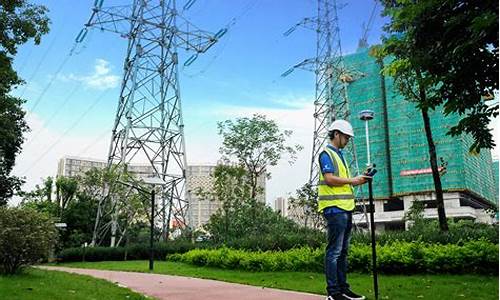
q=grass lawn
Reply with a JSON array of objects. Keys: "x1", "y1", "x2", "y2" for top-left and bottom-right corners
[
  {"x1": 57, "y1": 260, "x2": 499, "y2": 300},
  {"x1": 0, "y1": 268, "x2": 149, "y2": 300}
]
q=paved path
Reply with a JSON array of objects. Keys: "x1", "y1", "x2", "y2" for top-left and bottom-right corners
[{"x1": 40, "y1": 266, "x2": 324, "y2": 300}]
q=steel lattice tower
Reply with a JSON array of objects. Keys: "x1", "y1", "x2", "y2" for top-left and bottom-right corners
[
  {"x1": 310, "y1": 0, "x2": 354, "y2": 184},
  {"x1": 283, "y1": 0, "x2": 368, "y2": 226},
  {"x1": 81, "y1": 0, "x2": 225, "y2": 246},
  {"x1": 311, "y1": 0, "x2": 367, "y2": 225}
]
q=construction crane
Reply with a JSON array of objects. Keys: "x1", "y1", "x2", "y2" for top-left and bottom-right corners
[
  {"x1": 358, "y1": 1, "x2": 378, "y2": 50},
  {"x1": 74, "y1": 0, "x2": 226, "y2": 247}
]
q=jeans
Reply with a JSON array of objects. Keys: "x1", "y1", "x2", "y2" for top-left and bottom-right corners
[{"x1": 324, "y1": 210, "x2": 352, "y2": 295}]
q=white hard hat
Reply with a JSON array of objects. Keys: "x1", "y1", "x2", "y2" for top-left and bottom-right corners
[{"x1": 328, "y1": 119, "x2": 354, "y2": 137}]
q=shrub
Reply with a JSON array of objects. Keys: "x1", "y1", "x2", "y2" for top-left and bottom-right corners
[
  {"x1": 167, "y1": 241, "x2": 498, "y2": 275},
  {"x1": 377, "y1": 242, "x2": 426, "y2": 273},
  {"x1": 347, "y1": 244, "x2": 371, "y2": 273},
  {"x1": 0, "y1": 207, "x2": 57, "y2": 274}
]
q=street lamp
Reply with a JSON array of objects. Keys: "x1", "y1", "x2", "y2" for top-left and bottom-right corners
[
  {"x1": 358, "y1": 109, "x2": 379, "y2": 300},
  {"x1": 117, "y1": 176, "x2": 167, "y2": 271}
]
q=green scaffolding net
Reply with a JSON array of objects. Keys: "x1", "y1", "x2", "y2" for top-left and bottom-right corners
[{"x1": 340, "y1": 49, "x2": 496, "y2": 204}]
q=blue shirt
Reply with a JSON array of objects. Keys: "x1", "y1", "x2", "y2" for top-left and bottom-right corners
[
  {"x1": 319, "y1": 145, "x2": 347, "y2": 174},
  {"x1": 319, "y1": 144, "x2": 348, "y2": 214}
]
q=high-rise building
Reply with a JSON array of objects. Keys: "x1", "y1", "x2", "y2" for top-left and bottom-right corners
[
  {"x1": 186, "y1": 164, "x2": 266, "y2": 230},
  {"x1": 274, "y1": 197, "x2": 287, "y2": 217},
  {"x1": 57, "y1": 156, "x2": 155, "y2": 178},
  {"x1": 185, "y1": 165, "x2": 221, "y2": 230},
  {"x1": 338, "y1": 49, "x2": 497, "y2": 229}
]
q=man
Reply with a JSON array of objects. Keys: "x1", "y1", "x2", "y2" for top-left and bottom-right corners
[{"x1": 318, "y1": 119, "x2": 370, "y2": 300}]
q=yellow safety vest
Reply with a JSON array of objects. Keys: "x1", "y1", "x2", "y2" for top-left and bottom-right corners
[{"x1": 317, "y1": 147, "x2": 355, "y2": 212}]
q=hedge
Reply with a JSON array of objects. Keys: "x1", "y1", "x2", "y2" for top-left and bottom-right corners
[
  {"x1": 351, "y1": 220, "x2": 499, "y2": 246},
  {"x1": 166, "y1": 240, "x2": 498, "y2": 275},
  {"x1": 220, "y1": 231, "x2": 324, "y2": 252},
  {"x1": 168, "y1": 247, "x2": 324, "y2": 272},
  {"x1": 58, "y1": 241, "x2": 197, "y2": 262},
  {"x1": 208, "y1": 220, "x2": 498, "y2": 252}
]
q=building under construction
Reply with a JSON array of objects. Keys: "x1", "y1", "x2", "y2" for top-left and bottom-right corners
[
  {"x1": 342, "y1": 49, "x2": 497, "y2": 230},
  {"x1": 493, "y1": 159, "x2": 499, "y2": 205}
]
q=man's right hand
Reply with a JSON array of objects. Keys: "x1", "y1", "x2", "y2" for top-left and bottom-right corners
[{"x1": 351, "y1": 175, "x2": 371, "y2": 186}]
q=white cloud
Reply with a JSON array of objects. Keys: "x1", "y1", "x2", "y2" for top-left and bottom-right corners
[
  {"x1": 268, "y1": 94, "x2": 312, "y2": 110},
  {"x1": 59, "y1": 59, "x2": 120, "y2": 90},
  {"x1": 10, "y1": 113, "x2": 110, "y2": 206}
]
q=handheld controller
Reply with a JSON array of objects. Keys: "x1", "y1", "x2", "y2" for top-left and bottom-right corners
[
  {"x1": 365, "y1": 164, "x2": 377, "y2": 177},
  {"x1": 366, "y1": 168, "x2": 377, "y2": 177}
]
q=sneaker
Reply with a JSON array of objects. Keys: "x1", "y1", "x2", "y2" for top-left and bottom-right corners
[
  {"x1": 326, "y1": 293, "x2": 349, "y2": 300},
  {"x1": 342, "y1": 289, "x2": 366, "y2": 300}
]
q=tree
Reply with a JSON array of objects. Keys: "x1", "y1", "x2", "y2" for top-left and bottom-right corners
[
  {"x1": 43, "y1": 176, "x2": 53, "y2": 202},
  {"x1": 383, "y1": 55, "x2": 449, "y2": 231},
  {"x1": 217, "y1": 114, "x2": 303, "y2": 199},
  {"x1": 200, "y1": 163, "x2": 322, "y2": 250},
  {"x1": 374, "y1": 1, "x2": 495, "y2": 231},
  {"x1": 379, "y1": 0, "x2": 498, "y2": 152},
  {"x1": 200, "y1": 164, "x2": 252, "y2": 243},
  {"x1": 59, "y1": 193, "x2": 98, "y2": 248},
  {"x1": 55, "y1": 176, "x2": 78, "y2": 215},
  {"x1": 20, "y1": 168, "x2": 150, "y2": 248},
  {"x1": 287, "y1": 183, "x2": 323, "y2": 229},
  {"x1": 403, "y1": 200, "x2": 425, "y2": 229},
  {"x1": 0, "y1": 170, "x2": 24, "y2": 206},
  {"x1": 78, "y1": 166, "x2": 150, "y2": 247},
  {"x1": 0, "y1": 95, "x2": 27, "y2": 205},
  {"x1": 0, "y1": 0, "x2": 50, "y2": 205},
  {"x1": 19, "y1": 177, "x2": 58, "y2": 217}
]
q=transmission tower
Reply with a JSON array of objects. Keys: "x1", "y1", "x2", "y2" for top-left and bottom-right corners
[
  {"x1": 282, "y1": 0, "x2": 369, "y2": 227},
  {"x1": 79, "y1": 0, "x2": 226, "y2": 246}
]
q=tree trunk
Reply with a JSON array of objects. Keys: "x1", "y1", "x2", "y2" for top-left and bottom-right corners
[
  {"x1": 416, "y1": 69, "x2": 448, "y2": 232},
  {"x1": 56, "y1": 185, "x2": 60, "y2": 207},
  {"x1": 250, "y1": 173, "x2": 257, "y2": 200},
  {"x1": 420, "y1": 107, "x2": 449, "y2": 231}
]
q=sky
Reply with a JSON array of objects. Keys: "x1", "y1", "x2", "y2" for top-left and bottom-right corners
[{"x1": 9, "y1": 0, "x2": 499, "y2": 207}]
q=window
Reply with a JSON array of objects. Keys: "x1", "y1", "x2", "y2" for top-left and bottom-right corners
[{"x1": 383, "y1": 198, "x2": 404, "y2": 212}]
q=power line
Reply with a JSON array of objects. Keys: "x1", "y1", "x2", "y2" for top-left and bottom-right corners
[
  {"x1": 23, "y1": 26, "x2": 88, "y2": 114},
  {"x1": 182, "y1": 0, "x2": 260, "y2": 78},
  {"x1": 24, "y1": 81, "x2": 84, "y2": 148},
  {"x1": 19, "y1": 34, "x2": 59, "y2": 98},
  {"x1": 24, "y1": 25, "x2": 105, "y2": 146},
  {"x1": 21, "y1": 90, "x2": 109, "y2": 174},
  {"x1": 26, "y1": 54, "x2": 72, "y2": 114},
  {"x1": 17, "y1": 45, "x2": 34, "y2": 74}
]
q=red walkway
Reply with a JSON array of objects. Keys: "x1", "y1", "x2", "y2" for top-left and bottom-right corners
[{"x1": 40, "y1": 266, "x2": 324, "y2": 300}]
